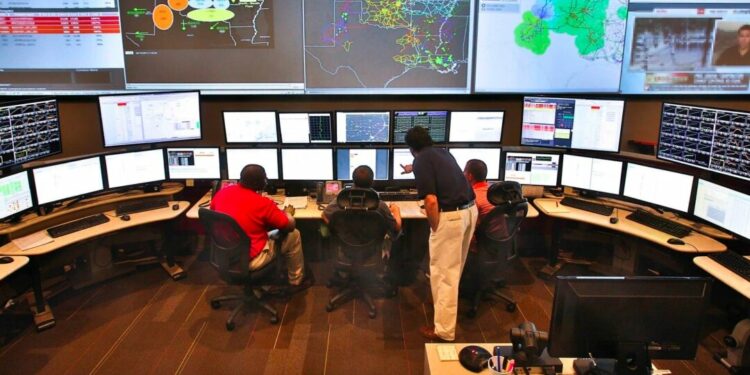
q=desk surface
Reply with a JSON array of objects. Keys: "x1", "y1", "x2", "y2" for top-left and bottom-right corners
[
  {"x1": 0, "y1": 256, "x2": 29, "y2": 280},
  {"x1": 186, "y1": 191, "x2": 540, "y2": 220},
  {"x1": 424, "y1": 343, "x2": 575, "y2": 375},
  {"x1": 0, "y1": 201, "x2": 189, "y2": 256},
  {"x1": 694, "y1": 256, "x2": 750, "y2": 300},
  {"x1": 533, "y1": 198, "x2": 726, "y2": 254}
]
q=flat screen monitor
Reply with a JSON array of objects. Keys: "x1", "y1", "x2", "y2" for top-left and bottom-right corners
[
  {"x1": 521, "y1": 97, "x2": 625, "y2": 153},
  {"x1": 104, "y1": 149, "x2": 166, "y2": 189},
  {"x1": 694, "y1": 179, "x2": 750, "y2": 240},
  {"x1": 621, "y1": 1, "x2": 750, "y2": 95},
  {"x1": 278, "y1": 112, "x2": 333, "y2": 144},
  {"x1": 223, "y1": 111, "x2": 278, "y2": 143},
  {"x1": 335, "y1": 112, "x2": 390, "y2": 143},
  {"x1": 448, "y1": 111, "x2": 504, "y2": 143},
  {"x1": 561, "y1": 154, "x2": 623, "y2": 195},
  {"x1": 392, "y1": 148, "x2": 415, "y2": 180},
  {"x1": 0, "y1": 171, "x2": 34, "y2": 220},
  {"x1": 225, "y1": 148, "x2": 279, "y2": 180},
  {"x1": 623, "y1": 163, "x2": 694, "y2": 213},
  {"x1": 99, "y1": 91, "x2": 201, "y2": 147},
  {"x1": 0, "y1": 98, "x2": 62, "y2": 170},
  {"x1": 504, "y1": 152, "x2": 560, "y2": 187},
  {"x1": 474, "y1": 0, "x2": 626, "y2": 93},
  {"x1": 549, "y1": 276, "x2": 711, "y2": 374},
  {"x1": 392, "y1": 111, "x2": 448, "y2": 144},
  {"x1": 32, "y1": 156, "x2": 105, "y2": 205},
  {"x1": 449, "y1": 148, "x2": 501, "y2": 180},
  {"x1": 281, "y1": 149, "x2": 333, "y2": 180},
  {"x1": 336, "y1": 148, "x2": 389, "y2": 181},
  {"x1": 166, "y1": 147, "x2": 220, "y2": 180},
  {"x1": 658, "y1": 103, "x2": 750, "y2": 182}
]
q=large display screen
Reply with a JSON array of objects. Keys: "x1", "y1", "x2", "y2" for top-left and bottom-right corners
[
  {"x1": 561, "y1": 154, "x2": 623, "y2": 195},
  {"x1": 0, "y1": 98, "x2": 62, "y2": 170},
  {"x1": 623, "y1": 162, "x2": 694, "y2": 212},
  {"x1": 32, "y1": 156, "x2": 105, "y2": 205},
  {"x1": 694, "y1": 179, "x2": 750, "y2": 240}
]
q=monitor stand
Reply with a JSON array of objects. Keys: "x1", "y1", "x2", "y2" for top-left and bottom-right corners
[{"x1": 143, "y1": 183, "x2": 162, "y2": 193}]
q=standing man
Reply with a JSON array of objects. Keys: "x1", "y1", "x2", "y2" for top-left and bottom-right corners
[
  {"x1": 716, "y1": 24, "x2": 750, "y2": 66},
  {"x1": 402, "y1": 126, "x2": 478, "y2": 342}
]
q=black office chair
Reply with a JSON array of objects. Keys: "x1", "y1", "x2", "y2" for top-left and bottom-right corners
[
  {"x1": 198, "y1": 208, "x2": 280, "y2": 330},
  {"x1": 326, "y1": 188, "x2": 387, "y2": 319},
  {"x1": 461, "y1": 181, "x2": 528, "y2": 318}
]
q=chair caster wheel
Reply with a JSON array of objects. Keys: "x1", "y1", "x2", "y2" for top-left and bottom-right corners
[
  {"x1": 368, "y1": 310, "x2": 376, "y2": 319},
  {"x1": 211, "y1": 300, "x2": 221, "y2": 309},
  {"x1": 506, "y1": 303, "x2": 517, "y2": 312},
  {"x1": 226, "y1": 322, "x2": 235, "y2": 331},
  {"x1": 326, "y1": 303, "x2": 334, "y2": 312},
  {"x1": 270, "y1": 316, "x2": 279, "y2": 324},
  {"x1": 467, "y1": 309, "x2": 477, "y2": 319}
]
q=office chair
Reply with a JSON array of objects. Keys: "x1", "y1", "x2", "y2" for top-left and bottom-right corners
[
  {"x1": 462, "y1": 181, "x2": 528, "y2": 318},
  {"x1": 198, "y1": 208, "x2": 280, "y2": 330},
  {"x1": 326, "y1": 188, "x2": 388, "y2": 319}
]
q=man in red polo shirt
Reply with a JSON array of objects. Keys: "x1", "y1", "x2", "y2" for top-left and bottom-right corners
[
  {"x1": 211, "y1": 164, "x2": 306, "y2": 287},
  {"x1": 464, "y1": 159, "x2": 506, "y2": 251}
]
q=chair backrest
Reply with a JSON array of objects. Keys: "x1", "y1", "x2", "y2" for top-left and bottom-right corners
[
  {"x1": 329, "y1": 188, "x2": 387, "y2": 261},
  {"x1": 198, "y1": 207, "x2": 250, "y2": 283},
  {"x1": 477, "y1": 181, "x2": 528, "y2": 260}
]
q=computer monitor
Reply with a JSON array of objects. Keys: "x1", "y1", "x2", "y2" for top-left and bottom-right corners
[
  {"x1": 335, "y1": 111, "x2": 390, "y2": 143},
  {"x1": 278, "y1": 112, "x2": 333, "y2": 144},
  {"x1": 32, "y1": 156, "x2": 105, "y2": 205},
  {"x1": 0, "y1": 98, "x2": 62, "y2": 170},
  {"x1": 281, "y1": 149, "x2": 333, "y2": 180},
  {"x1": 104, "y1": 149, "x2": 166, "y2": 189},
  {"x1": 694, "y1": 179, "x2": 750, "y2": 240},
  {"x1": 449, "y1": 148, "x2": 501, "y2": 180},
  {"x1": 623, "y1": 163, "x2": 694, "y2": 213},
  {"x1": 561, "y1": 154, "x2": 623, "y2": 195},
  {"x1": 658, "y1": 103, "x2": 750, "y2": 182},
  {"x1": 550, "y1": 276, "x2": 711, "y2": 375},
  {"x1": 521, "y1": 97, "x2": 624, "y2": 153},
  {"x1": 98, "y1": 91, "x2": 201, "y2": 147},
  {"x1": 166, "y1": 147, "x2": 221, "y2": 180},
  {"x1": 0, "y1": 170, "x2": 34, "y2": 221},
  {"x1": 448, "y1": 111, "x2": 504, "y2": 143},
  {"x1": 392, "y1": 148, "x2": 415, "y2": 180},
  {"x1": 225, "y1": 148, "x2": 280, "y2": 180},
  {"x1": 392, "y1": 111, "x2": 448, "y2": 144},
  {"x1": 336, "y1": 148, "x2": 389, "y2": 181},
  {"x1": 504, "y1": 152, "x2": 560, "y2": 187},
  {"x1": 223, "y1": 111, "x2": 278, "y2": 143}
]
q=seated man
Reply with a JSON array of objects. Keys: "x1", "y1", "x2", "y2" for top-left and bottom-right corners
[
  {"x1": 463, "y1": 159, "x2": 507, "y2": 251},
  {"x1": 211, "y1": 164, "x2": 308, "y2": 288}
]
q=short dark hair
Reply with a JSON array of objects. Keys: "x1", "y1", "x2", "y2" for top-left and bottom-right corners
[
  {"x1": 352, "y1": 165, "x2": 374, "y2": 188},
  {"x1": 739, "y1": 25, "x2": 750, "y2": 34},
  {"x1": 239, "y1": 164, "x2": 267, "y2": 191},
  {"x1": 464, "y1": 159, "x2": 488, "y2": 182},
  {"x1": 404, "y1": 126, "x2": 433, "y2": 152}
]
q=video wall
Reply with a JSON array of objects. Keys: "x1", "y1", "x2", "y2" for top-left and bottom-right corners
[{"x1": 3, "y1": 0, "x2": 750, "y2": 94}]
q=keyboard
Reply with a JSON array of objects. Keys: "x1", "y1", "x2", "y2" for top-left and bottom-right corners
[
  {"x1": 559, "y1": 197, "x2": 613, "y2": 216},
  {"x1": 47, "y1": 213, "x2": 110, "y2": 238},
  {"x1": 115, "y1": 199, "x2": 169, "y2": 216},
  {"x1": 379, "y1": 191, "x2": 419, "y2": 201},
  {"x1": 284, "y1": 196, "x2": 308, "y2": 209},
  {"x1": 708, "y1": 251, "x2": 750, "y2": 283},
  {"x1": 626, "y1": 210, "x2": 692, "y2": 238}
]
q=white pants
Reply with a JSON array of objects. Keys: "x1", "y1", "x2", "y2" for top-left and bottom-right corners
[{"x1": 429, "y1": 205, "x2": 478, "y2": 341}]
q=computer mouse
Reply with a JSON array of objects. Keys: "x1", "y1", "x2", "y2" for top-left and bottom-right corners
[
  {"x1": 120, "y1": 214, "x2": 131, "y2": 221},
  {"x1": 0, "y1": 256, "x2": 13, "y2": 264},
  {"x1": 172, "y1": 203, "x2": 179, "y2": 211},
  {"x1": 667, "y1": 238, "x2": 685, "y2": 245},
  {"x1": 609, "y1": 217, "x2": 618, "y2": 224},
  {"x1": 458, "y1": 345, "x2": 491, "y2": 373}
]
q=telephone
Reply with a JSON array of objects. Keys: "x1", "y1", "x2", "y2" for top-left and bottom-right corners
[{"x1": 317, "y1": 180, "x2": 342, "y2": 204}]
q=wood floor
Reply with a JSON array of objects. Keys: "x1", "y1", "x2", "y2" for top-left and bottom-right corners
[{"x1": 0, "y1": 245, "x2": 732, "y2": 375}]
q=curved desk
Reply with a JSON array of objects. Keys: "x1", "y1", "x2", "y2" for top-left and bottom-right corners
[
  {"x1": 694, "y1": 256, "x2": 750, "y2": 300},
  {"x1": 0, "y1": 256, "x2": 29, "y2": 281}
]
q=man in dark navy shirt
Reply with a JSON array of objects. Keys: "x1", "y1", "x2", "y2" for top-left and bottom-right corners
[
  {"x1": 401, "y1": 126, "x2": 478, "y2": 342},
  {"x1": 716, "y1": 25, "x2": 750, "y2": 66}
]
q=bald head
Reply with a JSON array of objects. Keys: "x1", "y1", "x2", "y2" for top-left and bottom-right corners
[{"x1": 239, "y1": 164, "x2": 267, "y2": 191}]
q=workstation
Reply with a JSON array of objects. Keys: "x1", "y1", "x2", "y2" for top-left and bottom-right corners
[{"x1": 1, "y1": 1, "x2": 750, "y2": 374}]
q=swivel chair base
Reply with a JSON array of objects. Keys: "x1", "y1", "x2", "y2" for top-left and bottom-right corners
[
  {"x1": 326, "y1": 279, "x2": 377, "y2": 319},
  {"x1": 210, "y1": 286, "x2": 278, "y2": 330},
  {"x1": 468, "y1": 287, "x2": 517, "y2": 318}
]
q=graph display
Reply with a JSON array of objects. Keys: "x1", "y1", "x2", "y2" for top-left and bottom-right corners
[
  {"x1": 0, "y1": 99, "x2": 62, "y2": 170},
  {"x1": 658, "y1": 103, "x2": 750, "y2": 182},
  {"x1": 393, "y1": 111, "x2": 448, "y2": 143}
]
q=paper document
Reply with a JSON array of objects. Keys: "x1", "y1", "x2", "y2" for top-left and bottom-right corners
[
  {"x1": 436, "y1": 345, "x2": 458, "y2": 361},
  {"x1": 284, "y1": 196, "x2": 308, "y2": 209},
  {"x1": 12, "y1": 231, "x2": 53, "y2": 250}
]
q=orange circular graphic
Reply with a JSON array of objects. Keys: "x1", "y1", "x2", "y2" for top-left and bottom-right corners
[
  {"x1": 168, "y1": 0, "x2": 189, "y2": 12},
  {"x1": 153, "y1": 4, "x2": 174, "y2": 31}
]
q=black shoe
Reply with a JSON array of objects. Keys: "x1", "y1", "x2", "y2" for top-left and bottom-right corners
[{"x1": 289, "y1": 272, "x2": 315, "y2": 294}]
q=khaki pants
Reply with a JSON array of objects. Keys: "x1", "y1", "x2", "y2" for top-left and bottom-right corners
[
  {"x1": 249, "y1": 229, "x2": 305, "y2": 285},
  {"x1": 429, "y1": 205, "x2": 478, "y2": 341}
]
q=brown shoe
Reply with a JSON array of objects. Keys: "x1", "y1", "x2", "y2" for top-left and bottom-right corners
[{"x1": 420, "y1": 326, "x2": 452, "y2": 342}]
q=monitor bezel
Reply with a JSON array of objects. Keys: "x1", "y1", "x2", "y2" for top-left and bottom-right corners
[
  {"x1": 97, "y1": 90, "x2": 203, "y2": 148},
  {"x1": 448, "y1": 147, "x2": 503, "y2": 180},
  {"x1": 0, "y1": 170, "x2": 36, "y2": 221},
  {"x1": 30, "y1": 154, "x2": 107, "y2": 206},
  {"x1": 334, "y1": 147, "x2": 391, "y2": 181},
  {"x1": 447, "y1": 109, "x2": 505, "y2": 143},
  {"x1": 691, "y1": 178, "x2": 750, "y2": 242},
  {"x1": 520, "y1": 96, "x2": 625, "y2": 153},
  {"x1": 165, "y1": 146, "x2": 222, "y2": 181},
  {"x1": 391, "y1": 109, "x2": 450, "y2": 145},
  {"x1": 277, "y1": 111, "x2": 334, "y2": 144},
  {"x1": 221, "y1": 110, "x2": 279, "y2": 144},
  {"x1": 280, "y1": 147, "x2": 335, "y2": 181},
  {"x1": 501, "y1": 150, "x2": 562, "y2": 187},
  {"x1": 334, "y1": 110, "x2": 392, "y2": 144},
  {"x1": 621, "y1": 161, "x2": 696, "y2": 214},
  {"x1": 223, "y1": 147, "x2": 281, "y2": 181},
  {"x1": 0, "y1": 97, "x2": 63, "y2": 172},
  {"x1": 103, "y1": 148, "x2": 167, "y2": 190}
]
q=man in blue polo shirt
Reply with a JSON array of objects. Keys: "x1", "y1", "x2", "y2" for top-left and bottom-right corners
[{"x1": 402, "y1": 126, "x2": 478, "y2": 342}]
